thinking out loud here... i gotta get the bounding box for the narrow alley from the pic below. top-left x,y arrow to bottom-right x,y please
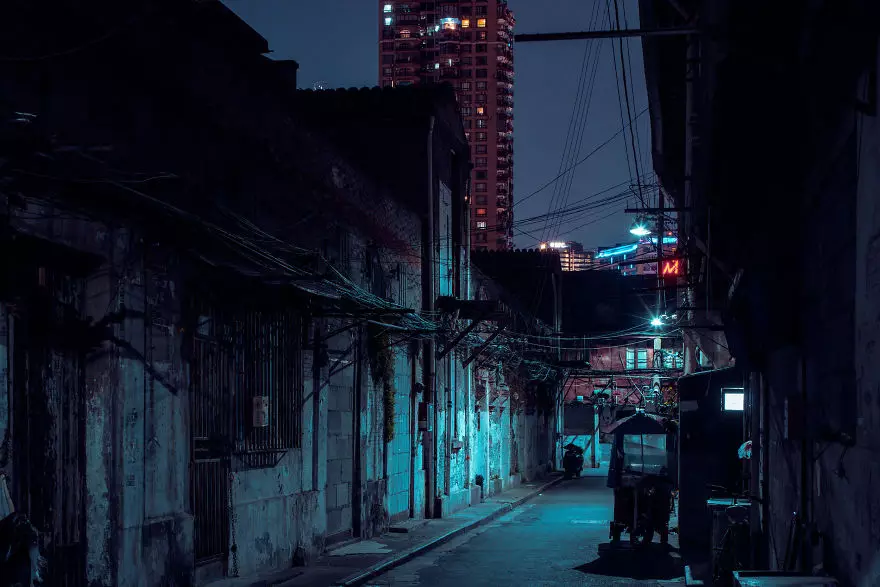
368,473 -> 684,587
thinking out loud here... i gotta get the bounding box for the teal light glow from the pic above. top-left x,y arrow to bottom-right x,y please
596,244 -> 638,259
648,237 -> 678,245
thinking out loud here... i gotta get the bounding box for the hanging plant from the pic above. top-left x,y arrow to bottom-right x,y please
366,323 -> 396,443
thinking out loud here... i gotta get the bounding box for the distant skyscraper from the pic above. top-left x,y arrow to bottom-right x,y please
379,1 -> 515,250
539,241 -> 594,271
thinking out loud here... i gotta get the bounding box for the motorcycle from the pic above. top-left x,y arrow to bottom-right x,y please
0,475 -> 44,587
562,444 -> 585,479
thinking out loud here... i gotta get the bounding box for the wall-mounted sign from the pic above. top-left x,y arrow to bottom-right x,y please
661,259 -> 681,276
252,396 -> 270,428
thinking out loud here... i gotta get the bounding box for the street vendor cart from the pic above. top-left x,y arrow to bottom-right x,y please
606,410 -> 678,546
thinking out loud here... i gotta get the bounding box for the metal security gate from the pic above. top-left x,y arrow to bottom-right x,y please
11,266 -> 86,587
190,310 -> 232,565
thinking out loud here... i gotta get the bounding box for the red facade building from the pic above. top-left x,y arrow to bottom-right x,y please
379,1 -> 515,250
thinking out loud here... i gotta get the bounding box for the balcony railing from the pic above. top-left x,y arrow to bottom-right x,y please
496,70 -> 514,82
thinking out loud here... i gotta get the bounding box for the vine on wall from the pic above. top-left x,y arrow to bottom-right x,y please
366,323 -> 396,443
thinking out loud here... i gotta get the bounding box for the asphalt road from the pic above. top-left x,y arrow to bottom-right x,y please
366,475 -> 685,587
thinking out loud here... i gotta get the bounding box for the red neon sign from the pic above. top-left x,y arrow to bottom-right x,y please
662,260 -> 681,276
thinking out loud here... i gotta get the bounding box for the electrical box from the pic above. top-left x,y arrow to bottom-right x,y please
418,402 -> 432,431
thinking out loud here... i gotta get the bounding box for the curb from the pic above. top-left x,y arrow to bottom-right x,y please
335,474 -> 564,586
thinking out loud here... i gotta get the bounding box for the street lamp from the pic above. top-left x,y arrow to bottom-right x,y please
629,217 -> 651,237
650,317 -> 664,327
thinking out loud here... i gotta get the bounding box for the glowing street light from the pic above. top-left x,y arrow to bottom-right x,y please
650,317 -> 664,327
630,223 -> 651,237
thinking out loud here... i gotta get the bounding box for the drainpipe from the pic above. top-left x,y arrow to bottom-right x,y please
423,116 -> 436,519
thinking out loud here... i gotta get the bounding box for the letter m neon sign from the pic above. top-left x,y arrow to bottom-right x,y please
662,260 -> 680,276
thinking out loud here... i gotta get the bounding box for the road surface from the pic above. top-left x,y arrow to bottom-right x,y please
367,475 -> 685,586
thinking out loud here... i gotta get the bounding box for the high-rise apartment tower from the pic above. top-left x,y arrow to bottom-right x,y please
379,1 -> 515,250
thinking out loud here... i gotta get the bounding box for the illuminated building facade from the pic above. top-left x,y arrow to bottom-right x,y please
539,240 -> 593,271
594,235 -> 678,276
379,1 -> 515,250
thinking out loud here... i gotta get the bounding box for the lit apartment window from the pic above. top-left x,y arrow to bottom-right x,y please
462,18 -> 470,28
461,82 -> 471,90
384,17 -> 393,26
400,29 -> 411,38
476,106 -> 485,115
476,132 -> 487,141
461,107 -> 472,116
476,119 -> 487,128
476,208 -> 488,217
477,18 -> 487,27
476,81 -> 487,90
475,183 -> 487,192
384,4 -> 393,13
637,349 -> 648,369
478,31 -> 487,40
476,221 -> 488,229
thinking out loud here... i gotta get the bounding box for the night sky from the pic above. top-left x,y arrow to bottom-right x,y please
223,0 -> 653,251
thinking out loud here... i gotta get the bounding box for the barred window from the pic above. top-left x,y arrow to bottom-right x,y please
191,304 -> 304,469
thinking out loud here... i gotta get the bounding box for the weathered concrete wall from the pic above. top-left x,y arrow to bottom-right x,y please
763,42 -> 880,587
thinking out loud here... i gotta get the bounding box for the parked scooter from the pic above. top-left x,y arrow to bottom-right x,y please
562,444 -> 585,479
0,475 -> 44,587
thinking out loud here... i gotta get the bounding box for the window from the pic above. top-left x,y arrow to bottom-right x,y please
478,31 -> 487,40
462,69 -> 472,78
476,132 -> 487,141
477,19 -> 487,27
637,349 -> 648,369
461,56 -> 473,65
384,4 -> 393,12
476,81 -> 487,90
476,93 -> 487,103
461,18 -> 470,28
192,304 -> 304,462
465,131 -> 471,141
476,170 -> 487,179
400,29 -> 411,38
475,183 -> 487,192
463,119 -> 472,129
460,81 -> 471,91
475,232 -> 488,243
476,69 -> 487,78
461,45 -> 472,53
476,220 -> 488,229
476,119 -> 487,128
382,54 -> 395,64
382,42 -> 393,51
476,157 -> 487,167
476,106 -> 485,115
476,56 -> 488,65
476,145 -> 487,154
461,107 -> 472,116
476,44 -> 487,52
475,208 -> 488,217
385,16 -> 393,26
462,94 -> 472,104
475,195 -> 488,205
475,5 -> 487,15
625,349 -> 634,370
383,67 -> 392,75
